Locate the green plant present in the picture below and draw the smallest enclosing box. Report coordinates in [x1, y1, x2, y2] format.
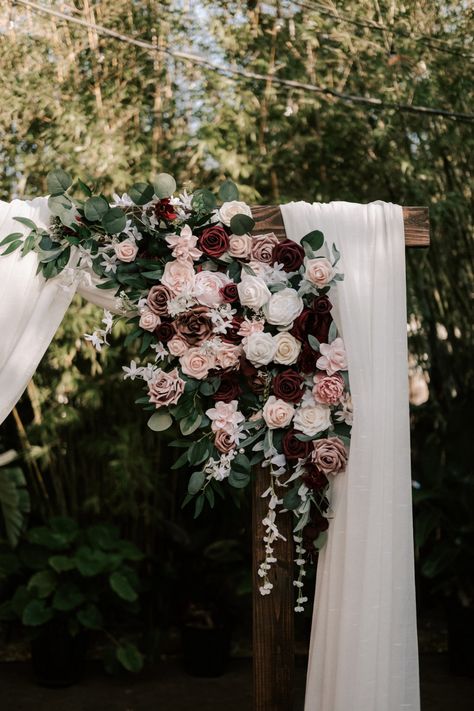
[0, 450, 30, 547]
[0, 517, 145, 672]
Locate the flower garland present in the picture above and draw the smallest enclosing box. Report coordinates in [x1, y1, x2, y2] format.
[1, 170, 352, 611]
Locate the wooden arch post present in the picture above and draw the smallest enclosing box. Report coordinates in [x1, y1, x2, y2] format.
[249, 205, 430, 711]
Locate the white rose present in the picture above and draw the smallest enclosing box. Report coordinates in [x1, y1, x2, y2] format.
[263, 288, 304, 327]
[305, 257, 335, 287]
[219, 201, 253, 227]
[263, 396, 295, 430]
[293, 404, 331, 437]
[274, 332, 301, 365]
[237, 274, 271, 310]
[243, 331, 276, 367]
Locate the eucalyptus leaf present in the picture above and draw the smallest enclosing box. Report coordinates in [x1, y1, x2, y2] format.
[301, 230, 324, 252]
[84, 195, 109, 222]
[188, 470, 205, 496]
[230, 213, 255, 236]
[153, 173, 176, 198]
[129, 182, 154, 205]
[180, 413, 202, 436]
[218, 179, 239, 202]
[47, 168, 72, 196]
[147, 411, 172, 432]
[102, 207, 126, 235]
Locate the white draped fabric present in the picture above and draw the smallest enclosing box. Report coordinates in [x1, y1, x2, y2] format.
[0, 197, 118, 425]
[280, 201, 420, 711]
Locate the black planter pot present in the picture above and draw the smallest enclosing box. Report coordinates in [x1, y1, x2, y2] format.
[31, 624, 88, 687]
[446, 599, 474, 677]
[181, 623, 232, 677]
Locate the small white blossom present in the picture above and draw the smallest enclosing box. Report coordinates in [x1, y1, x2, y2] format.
[100, 252, 118, 274]
[122, 360, 143, 380]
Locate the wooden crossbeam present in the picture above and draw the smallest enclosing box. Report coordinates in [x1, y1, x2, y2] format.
[249, 204, 429, 711]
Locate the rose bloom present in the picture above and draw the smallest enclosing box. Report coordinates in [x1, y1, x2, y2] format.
[237, 318, 265, 337]
[214, 373, 242, 402]
[139, 308, 161, 332]
[166, 224, 202, 262]
[198, 225, 229, 258]
[240, 356, 266, 395]
[114, 239, 138, 263]
[154, 321, 175, 343]
[273, 239, 305, 272]
[301, 463, 328, 491]
[273, 332, 301, 365]
[214, 429, 236, 454]
[180, 347, 215, 380]
[219, 200, 252, 227]
[154, 197, 177, 222]
[313, 295, 333, 315]
[193, 270, 230, 308]
[305, 257, 335, 288]
[282, 429, 312, 461]
[221, 316, 244, 345]
[161, 259, 195, 295]
[215, 343, 242, 371]
[243, 331, 276, 367]
[317, 337, 348, 375]
[175, 305, 213, 346]
[298, 343, 320, 374]
[167, 335, 187, 356]
[263, 288, 304, 328]
[148, 368, 185, 409]
[237, 275, 271, 310]
[262, 396, 295, 430]
[220, 282, 239, 303]
[273, 370, 304, 404]
[313, 372, 345, 405]
[206, 399, 245, 434]
[228, 233, 252, 259]
[147, 284, 173, 316]
[312, 436, 348, 475]
[250, 233, 279, 264]
[293, 404, 331, 437]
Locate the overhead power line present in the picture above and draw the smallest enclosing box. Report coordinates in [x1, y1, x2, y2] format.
[12, 0, 474, 123]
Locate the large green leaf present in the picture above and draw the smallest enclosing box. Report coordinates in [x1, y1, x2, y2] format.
[22, 599, 53, 626]
[129, 182, 154, 205]
[102, 207, 126, 235]
[188, 471, 205, 496]
[47, 169, 72, 196]
[153, 173, 176, 198]
[74, 546, 110, 576]
[218, 179, 239, 202]
[230, 213, 254, 235]
[301, 230, 324, 252]
[84, 195, 109, 222]
[147, 411, 172, 432]
[116, 642, 144, 672]
[53, 582, 85, 611]
[77, 603, 103, 630]
[27, 570, 57, 598]
[0, 466, 30, 547]
[109, 571, 138, 602]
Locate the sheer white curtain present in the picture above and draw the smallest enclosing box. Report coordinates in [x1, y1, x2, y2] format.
[280, 201, 420, 711]
[0, 197, 118, 425]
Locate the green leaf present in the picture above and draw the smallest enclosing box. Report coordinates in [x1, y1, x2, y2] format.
[1, 240, 22, 255]
[84, 196, 109, 222]
[192, 189, 217, 213]
[27, 570, 57, 598]
[180, 413, 202, 436]
[47, 169, 72, 196]
[283, 487, 302, 510]
[13, 216, 38, 231]
[0, 232, 23, 247]
[116, 642, 144, 673]
[308, 334, 321, 351]
[26, 526, 70, 550]
[21, 233, 37, 256]
[301, 230, 324, 252]
[153, 173, 176, 198]
[22, 599, 53, 626]
[76, 179, 92, 196]
[199, 378, 221, 396]
[230, 213, 255, 235]
[314, 531, 328, 551]
[188, 439, 211, 466]
[53, 582, 85, 611]
[77, 603, 103, 630]
[102, 207, 127, 235]
[170, 450, 189, 470]
[129, 182, 154, 205]
[232, 454, 250, 475]
[109, 572, 138, 602]
[194, 493, 205, 518]
[0, 466, 30, 546]
[328, 320, 338, 343]
[228, 470, 250, 489]
[218, 179, 240, 202]
[147, 411, 173, 432]
[188, 471, 205, 496]
[74, 546, 109, 576]
[49, 555, 76, 573]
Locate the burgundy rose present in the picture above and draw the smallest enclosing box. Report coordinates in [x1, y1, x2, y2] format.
[220, 283, 239, 303]
[272, 370, 304, 404]
[175, 306, 213, 347]
[147, 284, 172, 316]
[282, 429, 312, 461]
[301, 463, 328, 491]
[154, 321, 175, 343]
[312, 295, 333, 315]
[312, 437, 348, 475]
[290, 308, 315, 342]
[273, 239, 305, 272]
[302, 514, 329, 558]
[198, 225, 229, 258]
[297, 343, 320, 374]
[240, 356, 265, 395]
[222, 316, 244, 345]
[312, 314, 332, 344]
[214, 373, 242, 403]
[154, 198, 177, 222]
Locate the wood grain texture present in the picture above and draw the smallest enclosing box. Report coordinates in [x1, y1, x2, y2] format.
[251, 204, 430, 246]
[252, 463, 295, 711]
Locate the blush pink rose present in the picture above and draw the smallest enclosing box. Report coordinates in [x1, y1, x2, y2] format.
[316, 338, 348, 375]
[214, 429, 236, 453]
[167, 335, 187, 356]
[228, 233, 252, 259]
[139, 309, 161, 332]
[312, 436, 348, 475]
[305, 257, 335, 287]
[215, 343, 242, 371]
[180, 347, 214, 380]
[193, 270, 230, 308]
[262, 395, 295, 430]
[161, 259, 195, 295]
[250, 233, 279, 264]
[148, 368, 185, 408]
[114, 239, 138, 263]
[313, 372, 345, 405]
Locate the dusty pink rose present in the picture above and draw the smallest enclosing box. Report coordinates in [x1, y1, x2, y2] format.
[167, 336, 187, 356]
[215, 343, 242, 371]
[305, 257, 335, 287]
[147, 284, 172, 315]
[206, 400, 245, 434]
[148, 368, 185, 408]
[228, 233, 252, 259]
[237, 318, 265, 337]
[317, 337, 348, 375]
[114, 239, 138, 263]
[139, 309, 161, 332]
[251, 233, 279, 264]
[165, 225, 202, 262]
[193, 270, 230, 308]
[313, 372, 345, 405]
[180, 347, 214, 380]
[161, 259, 195, 295]
[262, 396, 295, 430]
[312, 437, 348, 475]
[214, 429, 236, 454]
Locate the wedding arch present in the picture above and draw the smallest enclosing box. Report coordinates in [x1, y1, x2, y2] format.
[0, 173, 429, 711]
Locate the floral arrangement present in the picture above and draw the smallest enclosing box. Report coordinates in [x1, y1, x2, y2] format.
[1, 170, 352, 611]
